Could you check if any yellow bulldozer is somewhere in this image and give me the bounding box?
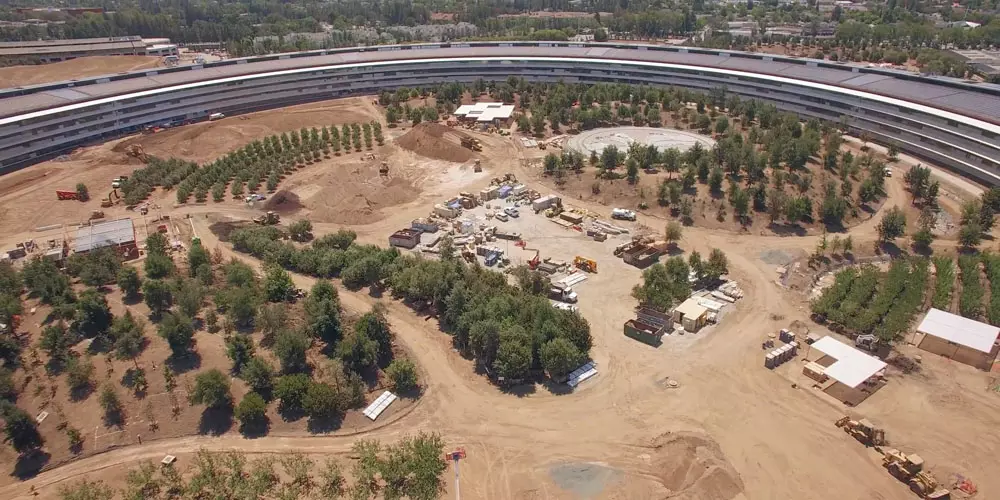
[379,161,389,176]
[881,449,949,499]
[253,211,280,225]
[460,136,482,151]
[574,256,597,273]
[835,416,886,447]
[125,144,149,162]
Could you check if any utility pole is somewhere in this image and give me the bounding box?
[445,448,466,500]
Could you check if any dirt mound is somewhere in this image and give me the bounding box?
[649,432,744,500]
[395,122,474,163]
[264,190,303,215]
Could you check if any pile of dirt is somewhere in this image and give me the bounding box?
[264,190,304,215]
[395,122,474,163]
[649,432,744,500]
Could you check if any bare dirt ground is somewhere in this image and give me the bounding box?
[1,98,998,500]
[0,57,162,88]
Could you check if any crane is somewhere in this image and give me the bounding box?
[445,448,466,500]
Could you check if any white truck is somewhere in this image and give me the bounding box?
[208,112,226,121]
[549,285,578,303]
[611,208,636,221]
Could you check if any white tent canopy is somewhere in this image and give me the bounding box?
[811,336,887,388]
[917,308,1000,354]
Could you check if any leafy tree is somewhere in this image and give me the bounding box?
[289,220,313,242]
[226,334,255,374]
[242,357,275,393]
[109,311,145,370]
[75,183,90,201]
[304,382,345,420]
[337,330,378,371]
[319,460,346,498]
[219,286,259,328]
[274,329,310,373]
[706,249,729,282]
[234,392,268,432]
[665,222,683,250]
[1,403,43,454]
[99,383,124,424]
[354,306,393,360]
[708,166,724,194]
[184,372,232,418]
[117,266,142,300]
[600,145,620,173]
[385,358,418,393]
[626,158,639,184]
[877,206,907,243]
[40,322,74,369]
[59,479,113,500]
[122,461,160,500]
[540,338,584,380]
[913,225,935,250]
[304,280,342,343]
[144,253,174,280]
[71,289,113,339]
[492,328,532,382]
[264,265,295,302]
[274,373,311,413]
[158,312,194,358]
[21,256,71,304]
[145,232,169,256]
[187,240,211,277]
[66,355,95,394]
[959,222,983,249]
[631,258,690,312]
[174,279,205,318]
[70,248,121,287]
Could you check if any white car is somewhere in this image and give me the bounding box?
[495,213,509,222]
[611,208,636,221]
[504,207,520,218]
[552,302,579,313]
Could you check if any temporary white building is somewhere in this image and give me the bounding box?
[916,308,1000,370]
[807,336,887,405]
[453,102,515,125]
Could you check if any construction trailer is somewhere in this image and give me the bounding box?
[532,194,561,212]
[560,212,584,224]
[915,308,1000,370]
[389,229,422,249]
[805,336,888,406]
[672,298,709,333]
[411,218,439,233]
[622,244,662,268]
[434,204,460,219]
[480,186,499,201]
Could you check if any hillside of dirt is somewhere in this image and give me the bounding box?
[395,122,474,163]
[650,432,744,499]
[0,56,161,88]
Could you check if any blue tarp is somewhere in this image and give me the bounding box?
[498,186,512,198]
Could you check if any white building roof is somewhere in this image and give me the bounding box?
[811,336,887,388]
[74,218,135,253]
[917,308,1000,354]
[452,101,515,122]
[674,297,708,319]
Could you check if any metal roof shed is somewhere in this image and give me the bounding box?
[74,218,136,253]
[916,308,1000,370]
[810,336,887,389]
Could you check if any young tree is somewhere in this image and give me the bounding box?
[1,403,43,454]
[189,369,232,409]
[144,253,174,280]
[304,382,345,420]
[385,358,418,392]
[75,182,90,201]
[99,383,124,425]
[117,266,142,300]
[226,334,255,374]
[959,222,983,249]
[664,222,683,250]
[289,220,313,242]
[66,355,95,394]
[71,289,113,339]
[158,312,194,358]
[876,206,907,244]
[242,357,275,393]
[626,158,639,184]
[274,329,310,373]
[274,373,311,413]
[234,392,268,433]
[187,240,211,277]
[142,279,172,317]
[708,166,724,194]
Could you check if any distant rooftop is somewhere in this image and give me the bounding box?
[811,336,887,388]
[454,102,515,122]
[74,218,135,253]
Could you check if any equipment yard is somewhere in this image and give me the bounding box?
[0,85,998,500]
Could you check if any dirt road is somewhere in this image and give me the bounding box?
[2,127,996,499]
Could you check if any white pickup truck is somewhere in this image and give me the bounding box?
[611,208,636,221]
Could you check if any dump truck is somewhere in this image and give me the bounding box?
[253,211,280,225]
[835,416,886,447]
[549,285,578,303]
[460,136,482,151]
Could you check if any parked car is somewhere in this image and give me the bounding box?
[496,212,509,222]
[504,207,520,218]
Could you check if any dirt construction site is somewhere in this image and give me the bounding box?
[1,91,999,500]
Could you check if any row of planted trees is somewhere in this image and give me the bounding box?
[228,225,594,384]
[119,121,385,206]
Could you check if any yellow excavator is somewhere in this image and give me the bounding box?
[835,416,886,447]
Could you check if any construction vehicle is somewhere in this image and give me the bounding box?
[527,249,540,270]
[111,176,129,189]
[89,210,105,220]
[125,144,148,162]
[549,284,578,303]
[611,208,637,221]
[460,136,482,151]
[835,416,886,447]
[462,249,476,263]
[882,449,949,499]
[253,211,280,225]
[379,161,389,176]
[56,190,79,201]
[473,159,482,172]
[538,141,547,150]
[574,256,598,273]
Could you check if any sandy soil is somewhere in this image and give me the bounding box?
[1,101,998,500]
[0,57,162,89]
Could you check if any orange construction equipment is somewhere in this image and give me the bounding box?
[528,250,540,270]
[574,256,597,273]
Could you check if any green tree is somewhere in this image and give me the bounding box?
[117,266,142,300]
[111,310,145,368]
[664,222,683,250]
[142,279,172,317]
[40,322,73,369]
[226,334,255,374]
[66,355,95,394]
[2,403,43,454]
[274,373,311,413]
[304,382,345,420]
[708,167,724,194]
[626,158,639,184]
[188,369,232,409]
[540,338,584,380]
[492,329,532,382]
[242,357,275,393]
[959,222,983,249]
[631,258,690,312]
[263,265,295,303]
[174,279,204,318]
[75,183,90,201]
[158,312,194,358]
[71,289,112,339]
[98,383,124,425]
[600,145,620,173]
[274,329,310,373]
[144,253,174,280]
[59,479,113,500]
[385,358,418,393]
[145,232,169,256]
[876,206,907,244]
[705,249,729,281]
[289,220,313,242]
[234,392,267,433]
[187,240,211,277]
[304,281,342,343]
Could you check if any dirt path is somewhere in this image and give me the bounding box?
[2,130,996,500]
